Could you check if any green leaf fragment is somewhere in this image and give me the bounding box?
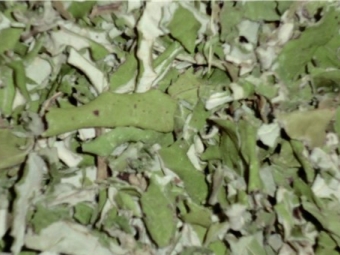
[111,215,134,234]
[0,66,16,116]
[31,205,70,233]
[110,54,138,91]
[67,1,96,19]
[74,203,93,225]
[274,194,295,239]
[190,100,210,130]
[180,201,212,228]
[174,105,192,135]
[178,246,213,255]
[238,120,263,192]
[314,33,340,69]
[271,140,300,169]
[302,201,340,246]
[25,221,121,254]
[208,166,226,205]
[18,252,36,255]
[318,231,337,250]
[168,68,203,106]
[334,106,340,138]
[115,191,141,217]
[213,119,263,192]
[140,176,176,247]
[7,61,30,102]
[159,141,208,203]
[316,248,339,255]
[208,241,227,255]
[11,153,46,255]
[290,140,316,182]
[276,1,294,14]
[220,2,242,43]
[43,90,177,136]
[228,232,267,255]
[255,82,278,99]
[278,109,335,148]
[157,67,180,92]
[82,127,173,156]
[153,41,183,69]
[242,1,280,21]
[220,131,241,174]
[23,36,44,63]
[201,145,221,161]
[102,207,118,228]
[168,5,201,54]
[0,28,23,55]
[204,222,229,247]
[0,129,33,170]
[277,8,340,83]
[192,224,208,244]
[88,40,110,61]
[312,69,340,93]
[293,175,321,207]
[204,68,231,86]
[107,144,140,172]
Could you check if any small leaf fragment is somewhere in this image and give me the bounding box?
[140,176,176,247]
[168,5,201,53]
[159,141,208,203]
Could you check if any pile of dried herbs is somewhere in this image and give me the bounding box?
[1,1,340,255]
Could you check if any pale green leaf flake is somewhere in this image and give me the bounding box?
[180,200,212,228]
[159,141,208,204]
[277,8,340,83]
[109,54,138,92]
[213,119,263,192]
[204,222,229,246]
[189,100,210,130]
[0,129,34,170]
[74,203,94,225]
[140,175,177,247]
[242,1,280,21]
[290,140,315,183]
[115,191,141,217]
[0,66,16,116]
[168,68,203,106]
[7,61,30,102]
[274,189,296,240]
[178,246,213,255]
[168,4,201,54]
[314,33,340,69]
[312,69,340,94]
[257,123,280,148]
[25,221,127,255]
[220,2,242,43]
[334,106,340,136]
[228,232,267,255]
[277,108,335,148]
[30,204,70,233]
[11,153,46,255]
